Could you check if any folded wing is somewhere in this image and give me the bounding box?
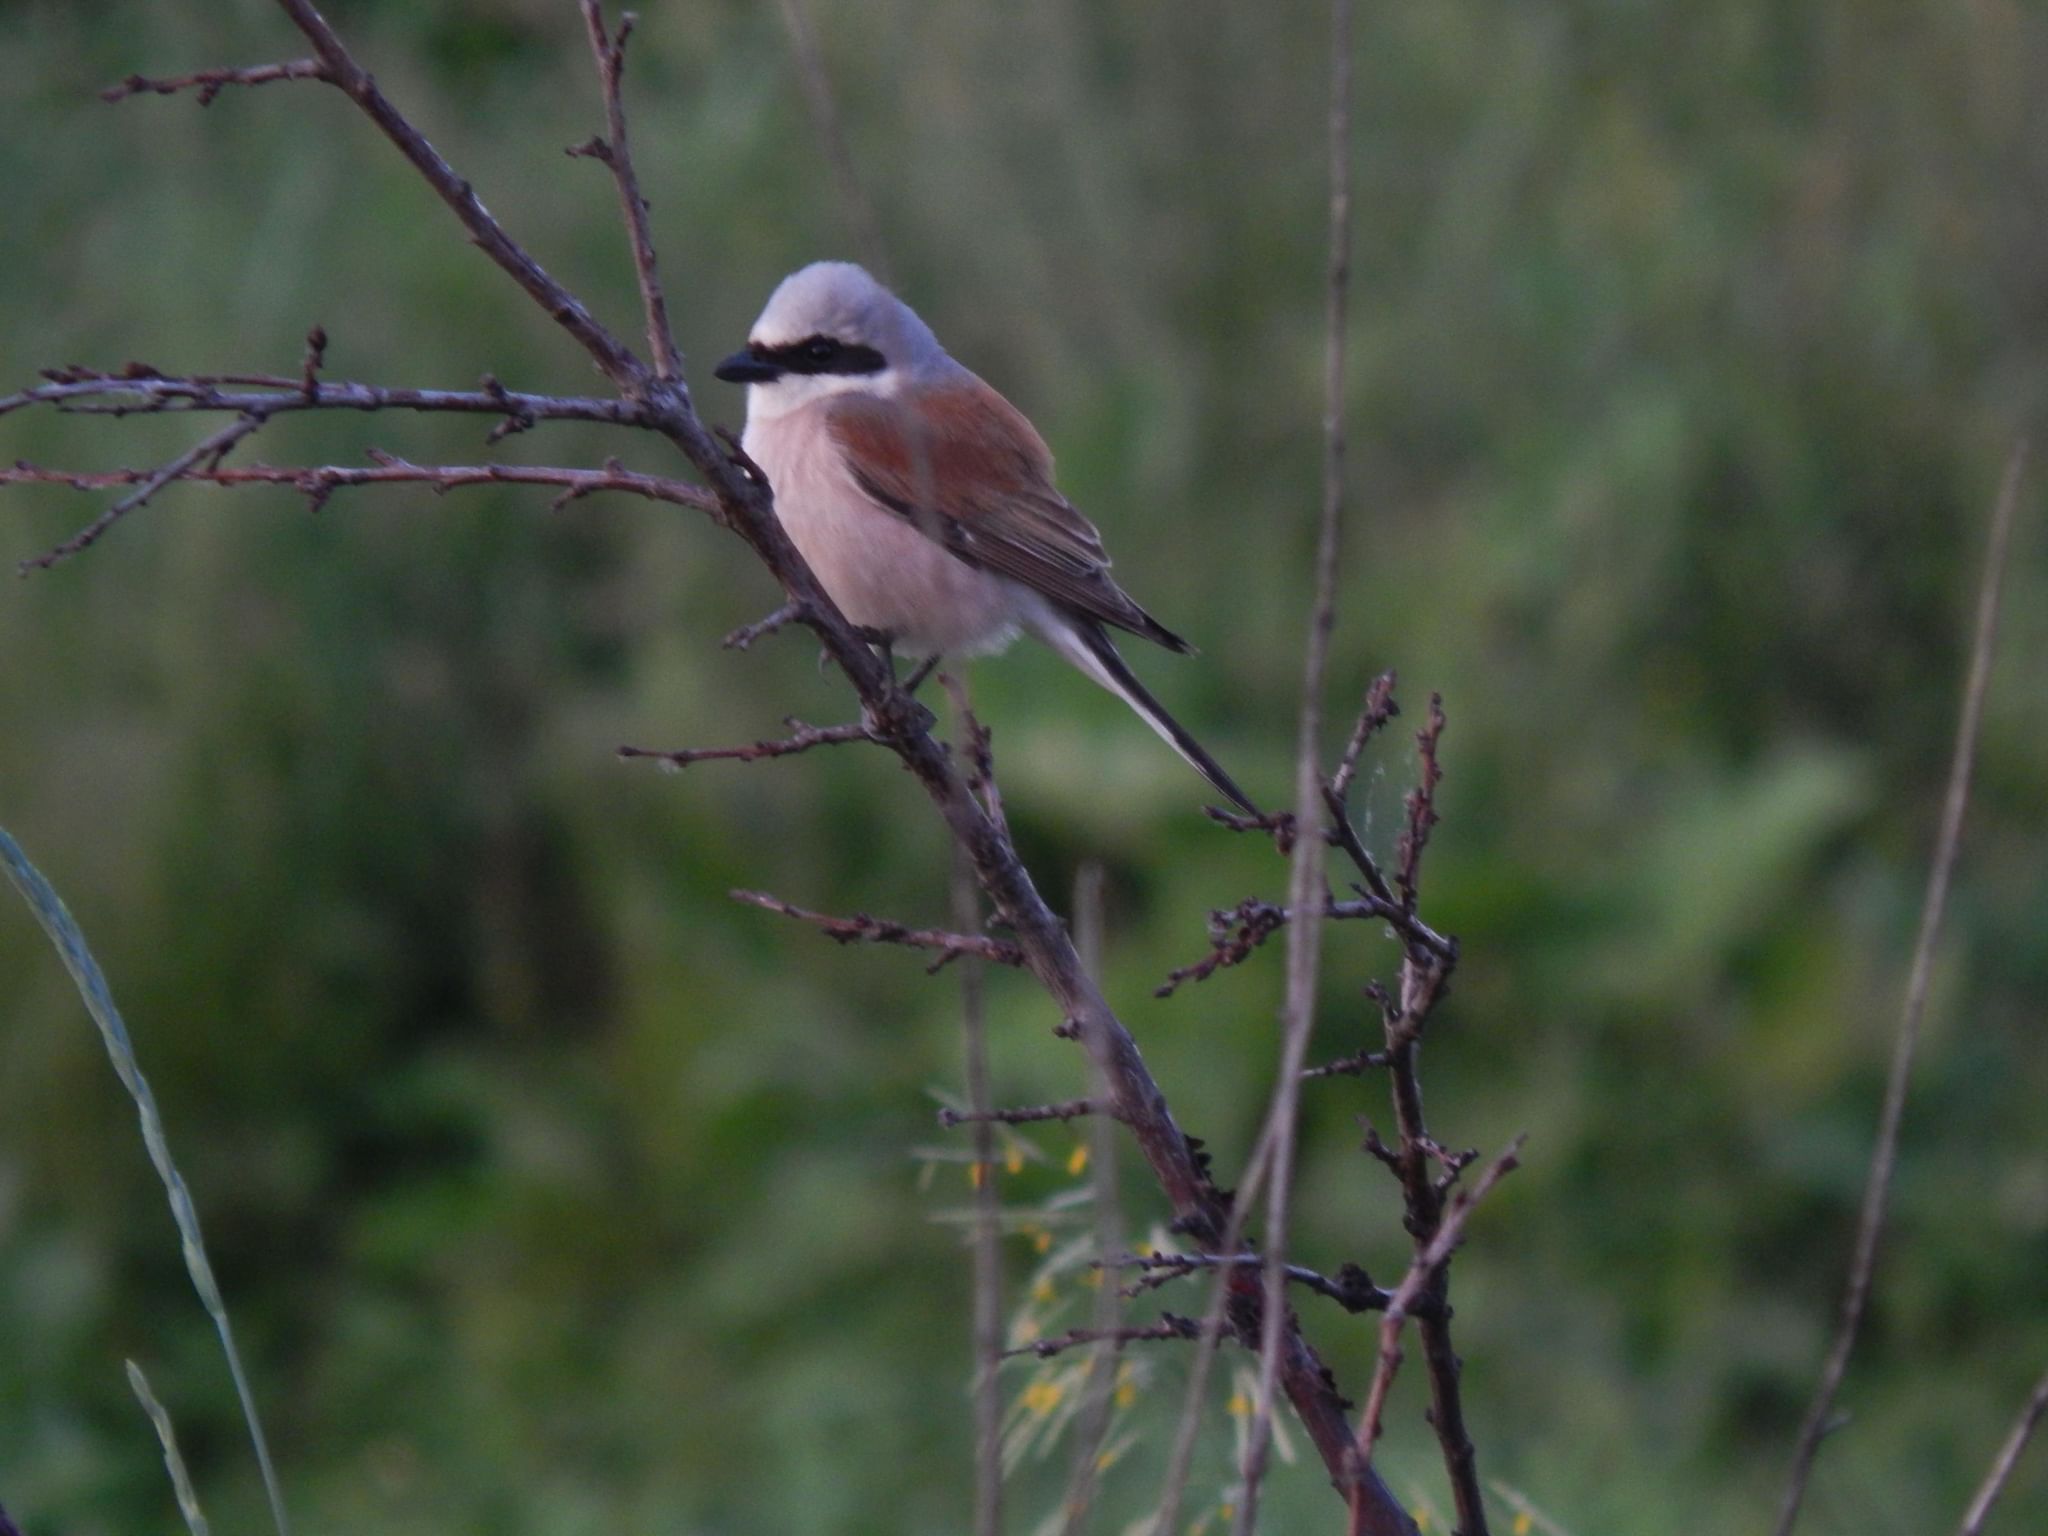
[823,381,1191,653]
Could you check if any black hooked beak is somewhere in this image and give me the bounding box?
[714,348,783,385]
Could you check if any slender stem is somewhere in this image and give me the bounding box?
[576,3,685,379]
[956,843,1004,1536]
[1233,0,1354,1529]
[1772,442,2027,1536]
[1955,1364,2048,1536]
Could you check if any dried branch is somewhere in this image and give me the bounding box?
[1330,672,1400,802]
[722,602,810,651]
[1394,695,1445,912]
[1956,1364,2048,1536]
[954,847,1004,1536]
[1058,862,1125,1536]
[1231,0,1357,1521]
[1005,1315,1201,1361]
[4,455,714,522]
[616,718,873,770]
[939,1098,1105,1128]
[2,370,654,432]
[1772,441,2027,1536]
[1302,1047,1388,1080]
[102,59,330,106]
[18,411,267,571]
[574,3,684,380]
[729,889,1027,971]
[1348,1138,1523,1535]
[1158,892,1424,998]
[1107,1251,1393,1315]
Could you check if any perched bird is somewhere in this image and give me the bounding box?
[714,261,1254,813]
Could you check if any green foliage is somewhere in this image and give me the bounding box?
[2,1,2046,1533]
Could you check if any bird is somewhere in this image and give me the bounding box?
[714,260,1255,814]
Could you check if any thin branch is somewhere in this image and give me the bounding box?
[575,3,684,380]
[1005,1315,1201,1361]
[1395,695,1445,913]
[1956,1364,2048,1536]
[102,59,330,106]
[722,601,810,651]
[1233,0,1356,1520]
[1330,671,1400,803]
[1303,1047,1388,1080]
[1772,441,2027,1536]
[4,456,715,521]
[268,0,648,391]
[1107,1252,1394,1315]
[955,847,1004,1536]
[1059,862,1125,1536]
[616,718,873,770]
[939,1098,1105,1128]
[773,0,891,281]
[729,889,1028,970]
[20,412,267,572]
[1348,1138,1523,1535]
[2,370,654,432]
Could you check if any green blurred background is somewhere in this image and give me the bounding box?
[2,1,2045,1532]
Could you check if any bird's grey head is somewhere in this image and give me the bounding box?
[714,262,948,417]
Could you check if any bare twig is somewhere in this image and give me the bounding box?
[102,59,330,105]
[1955,1364,2048,1536]
[722,602,809,651]
[2,370,655,432]
[1058,863,1125,1536]
[1302,1047,1388,1080]
[1772,441,2027,1536]
[1330,672,1400,803]
[773,0,891,280]
[939,1098,1105,1128]
[1107,1252,1393,1315]
[575,3,684,380]
[1232,0,1356,1522]
[4,456,715,521]
[1394,695,1445,913]
[20,411,267,572]
[1348,1138,1523,1534]
[955,847,1003,1536]
[1005,1315,1201,1361]
[617,718,873,769]
[729,889,1027,970]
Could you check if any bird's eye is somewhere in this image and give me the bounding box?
[803,337,838,363]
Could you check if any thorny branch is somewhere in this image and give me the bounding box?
[616,718,875,770]
[728,890,1027,973]
[1105,1251,1395,1315]
[1348,1140,1524,1536]
[1003,1314,1201,1361]
[1,6,1426,1533]
[938,1098,1106,1128]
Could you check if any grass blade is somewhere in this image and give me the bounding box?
[126,1359,213,1536]
[0,826,290,1536]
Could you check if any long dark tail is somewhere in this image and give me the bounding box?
[1045,618,1259,814]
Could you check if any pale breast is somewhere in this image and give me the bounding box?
[743,403,1028,656]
